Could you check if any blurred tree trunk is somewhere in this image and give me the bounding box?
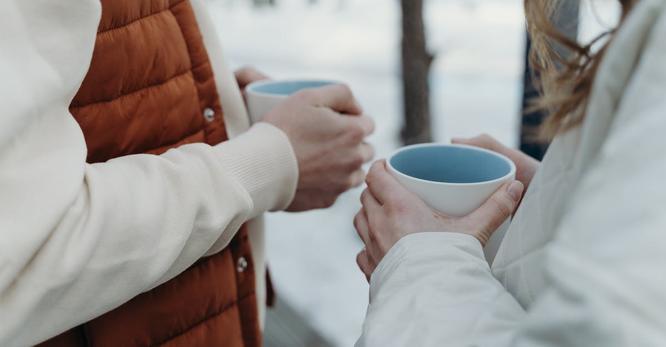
[400,0,433,145]
[520,0,579,160]
[252,0,275,7]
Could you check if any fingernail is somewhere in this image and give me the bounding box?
[507,181,524,202]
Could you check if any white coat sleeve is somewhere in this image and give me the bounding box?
[0,1,297,345]
[357,8,666,344]
[357,232,527,347]
[358,99,666,346]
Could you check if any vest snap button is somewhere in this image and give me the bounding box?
[236,256,248,273]
[203,107,215,122]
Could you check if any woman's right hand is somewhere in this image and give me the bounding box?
[452,134,540,190]
[355,160,524,280]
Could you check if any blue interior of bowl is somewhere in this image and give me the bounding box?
[390,146,511,183]
[251,80,335,95]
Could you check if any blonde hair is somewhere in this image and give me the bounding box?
[525,0,639,137]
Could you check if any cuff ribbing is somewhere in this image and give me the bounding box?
[214,123,298,218]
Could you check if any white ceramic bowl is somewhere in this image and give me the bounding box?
[245,79,339,123]
[387,143,516,217]
[387,143,517,263]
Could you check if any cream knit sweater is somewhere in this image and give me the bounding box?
[0,1,298,345]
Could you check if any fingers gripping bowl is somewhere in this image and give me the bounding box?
[387,143,516,262]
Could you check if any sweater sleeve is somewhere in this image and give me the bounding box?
[0,1,297,345]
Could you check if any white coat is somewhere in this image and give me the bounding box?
[358,0,666,345]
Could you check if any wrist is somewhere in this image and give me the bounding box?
[214,123,298,217]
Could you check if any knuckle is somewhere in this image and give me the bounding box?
[478,133,500,149]
[351,127,366,143]
[387,211,403,226]
[354,171,367,186]
[384,200,402,215]
[491,195,513,217]
[470,133,489,146]
[478,133,492,142]
[365,169,376,185]
[349,154,365,170]
[364,144,376,161]
[294,89,315,102]
[384,201,397,213]
[367,225,378,240]
[360,189,369,203]
[346,177,357,190]
[338,83,353,96]
[365,117,376,134]
[380,196,392,208]
[369,161,382,176]
[345,123,364,141]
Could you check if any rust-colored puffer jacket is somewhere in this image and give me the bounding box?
[39,0,261,346]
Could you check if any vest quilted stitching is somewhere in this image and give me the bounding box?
[38,1,260,346]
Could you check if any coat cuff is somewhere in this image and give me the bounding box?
[369,232,486,301]
[214,123,298,218]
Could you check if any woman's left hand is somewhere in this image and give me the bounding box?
[355,160,524,280]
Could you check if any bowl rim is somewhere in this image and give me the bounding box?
[386,143,517,187]
[245,78,341,98]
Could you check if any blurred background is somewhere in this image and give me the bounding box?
[203,0,620,345]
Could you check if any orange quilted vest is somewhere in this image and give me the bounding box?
[38,0,261,346]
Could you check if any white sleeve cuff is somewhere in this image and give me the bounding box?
[214,123,298,218]
[369,232,486,300]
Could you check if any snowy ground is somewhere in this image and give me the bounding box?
[204,0,619,345]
